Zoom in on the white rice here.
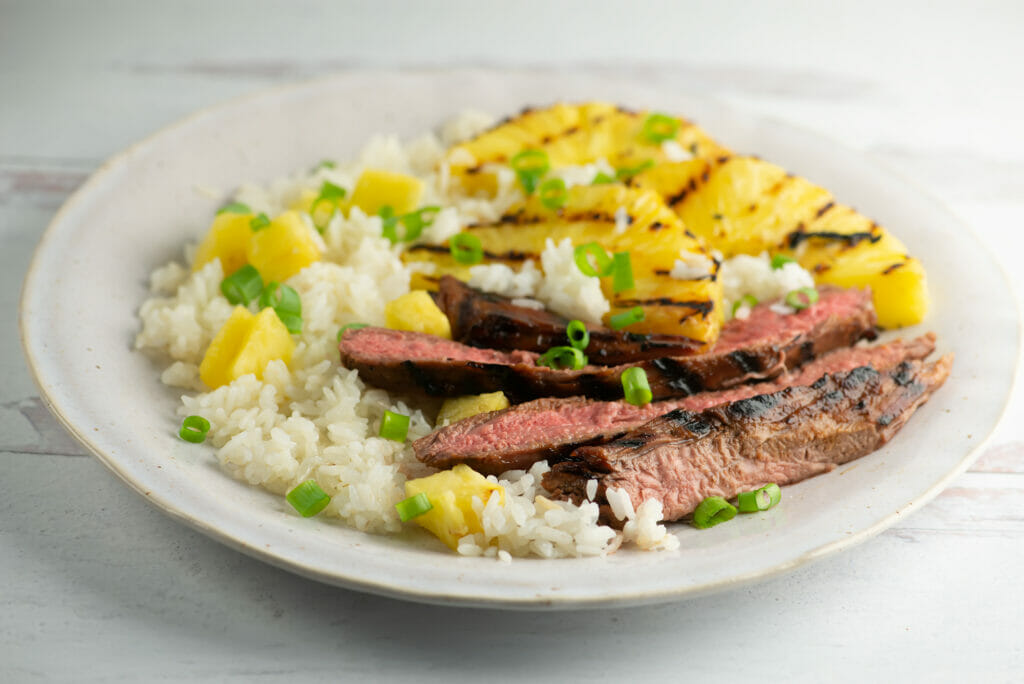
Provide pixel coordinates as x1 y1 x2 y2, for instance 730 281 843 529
135 112 680 559
719 252 815 319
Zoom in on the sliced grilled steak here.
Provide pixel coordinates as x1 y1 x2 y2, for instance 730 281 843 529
543 354 953 525
340 287 877 402
414 334 936 475
434 275 703 364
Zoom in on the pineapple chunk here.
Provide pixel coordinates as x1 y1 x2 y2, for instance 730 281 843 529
349 169 423 216
437 392 510 426
444 102 730 197
402 184 723 344
404 464 504 550
192 211 254 275
199 307 294 389
633 155 930 328
245 211 321 283
385 291 452 339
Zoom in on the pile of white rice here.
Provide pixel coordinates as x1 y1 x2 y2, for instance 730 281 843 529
135 111 682 558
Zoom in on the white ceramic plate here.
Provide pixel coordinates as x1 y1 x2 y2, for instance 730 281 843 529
21 70 1019 609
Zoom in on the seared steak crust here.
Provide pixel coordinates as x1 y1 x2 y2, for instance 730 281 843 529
434 275 703 364
543 354 952 524
340 287 877 402
413 334 936 475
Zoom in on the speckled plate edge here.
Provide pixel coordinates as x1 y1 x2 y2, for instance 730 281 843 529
19 68 1021 609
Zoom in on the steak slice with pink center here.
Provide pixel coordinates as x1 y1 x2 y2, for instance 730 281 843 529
413 334 936 475
339 286 877 402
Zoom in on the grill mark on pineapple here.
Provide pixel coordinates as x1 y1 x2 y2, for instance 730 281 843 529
786 228 882 249
814 201 836 219
882 261 907 275
615 298 715 318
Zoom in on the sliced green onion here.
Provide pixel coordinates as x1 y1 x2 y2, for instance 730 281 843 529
536 346 587 371
286 480 331 518
276 312 303 335
249 213 271 231
538 178 568 210
566 320 589 351
382 206 440 244
317 159 337 170
621 366 652 406
737 488 773 513
692 496 737 529
731 294 759 317
396 492 433 522
785 287 820 311
450 233 483 265
216 201 251 215
510 149 550 194
609 306 644 330
641 113 681 143
771 254 796 270
760 483 782 508
337 322 369 341
258 281 301 314
737 483 782 513
310 181 347 231
220 264 264 305
574 242 614 277
179 415 210 443
592 171 615 185
380 410 411 442
612 252 634 293
615 159 654 181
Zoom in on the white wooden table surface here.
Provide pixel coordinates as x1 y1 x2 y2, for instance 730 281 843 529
3 1 1023 681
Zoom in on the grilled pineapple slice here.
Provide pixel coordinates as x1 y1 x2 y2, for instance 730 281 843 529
631 156 929 328
445 102 729 197
404 184 723 344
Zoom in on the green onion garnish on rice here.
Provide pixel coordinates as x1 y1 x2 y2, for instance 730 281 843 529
538 178 568 210
449 233 483 265
641 113 680 143
536 346 587 371
317 159 337 170
310 180 347 231
574 242 614 277
692 496 737 529
591 171 615 185
220 264 264 306
179 415 210 443
380 410 411 442
510 149 550 194
258 282 303 333
609 306 644 330
249 213 271 231
612 252 634 293
216 201 251 215
395 492 433 522
286 480 332 518
382 206 440 244
771 254 796 270
566 320 589 351
785 287 819 311
337 322 369 342
620 367 652 406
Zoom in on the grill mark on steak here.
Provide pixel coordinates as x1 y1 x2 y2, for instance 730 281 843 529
433 275 703 365
412 335 936 475
340 287 877 403
542 354 952 525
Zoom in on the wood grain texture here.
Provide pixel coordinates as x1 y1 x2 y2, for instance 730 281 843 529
2 0 1023 680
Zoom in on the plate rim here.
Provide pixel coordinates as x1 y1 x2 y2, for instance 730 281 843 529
19 68 1023 609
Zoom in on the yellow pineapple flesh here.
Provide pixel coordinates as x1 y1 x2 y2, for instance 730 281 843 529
444 102 730 197
404 184 723 345
631 155 929 328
